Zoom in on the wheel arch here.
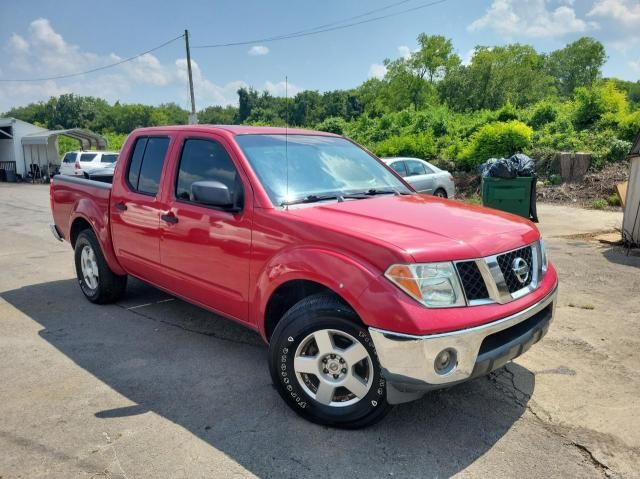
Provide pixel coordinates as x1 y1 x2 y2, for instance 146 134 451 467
255 247 379 342
68 210 126 276
264 279 362 342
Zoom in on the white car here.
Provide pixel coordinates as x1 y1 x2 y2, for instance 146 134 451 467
60 151 119 176
382 157 456 198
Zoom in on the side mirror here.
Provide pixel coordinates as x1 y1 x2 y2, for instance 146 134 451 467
191 181 234 208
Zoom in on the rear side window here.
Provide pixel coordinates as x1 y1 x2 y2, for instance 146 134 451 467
406 160 426 176
101 154 118 164
126 137 170 195
80 153 97 162
422 164 435 174
63 153 76 163
390 161 407 177
175 138 240 203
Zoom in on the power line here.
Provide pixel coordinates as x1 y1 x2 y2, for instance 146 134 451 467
0 34 185 83
192 0 451 49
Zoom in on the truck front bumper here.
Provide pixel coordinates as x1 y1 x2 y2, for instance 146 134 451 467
369 282 557 404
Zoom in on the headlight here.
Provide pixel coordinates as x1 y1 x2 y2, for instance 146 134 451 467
539 239 548 275
385 262 466 308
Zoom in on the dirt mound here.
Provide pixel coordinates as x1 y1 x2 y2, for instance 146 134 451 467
538 161 629 207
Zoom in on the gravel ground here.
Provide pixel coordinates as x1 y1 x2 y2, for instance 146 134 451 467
0 183 639 478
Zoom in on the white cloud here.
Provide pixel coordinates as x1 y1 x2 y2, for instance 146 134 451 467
368 63 387 79
264 80 301 97
248 45 269 56
588 0 640 27
630 59 640 74
461 48 477 66
397 45 412 59
0 18 299 113
9 33 29 53
469 0 597 38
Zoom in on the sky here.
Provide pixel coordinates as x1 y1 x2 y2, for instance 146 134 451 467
1 0 639 113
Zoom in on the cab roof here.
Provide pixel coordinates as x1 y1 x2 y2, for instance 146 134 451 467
131 124 341 137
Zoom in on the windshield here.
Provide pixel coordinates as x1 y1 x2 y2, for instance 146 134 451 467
235 135 410 206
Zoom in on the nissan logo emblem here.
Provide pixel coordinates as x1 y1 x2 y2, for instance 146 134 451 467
511 257 530 283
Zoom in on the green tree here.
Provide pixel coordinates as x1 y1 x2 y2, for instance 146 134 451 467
546 37 606 97
440 44 555 111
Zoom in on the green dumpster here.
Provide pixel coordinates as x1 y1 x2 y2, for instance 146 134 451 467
481 176 537 221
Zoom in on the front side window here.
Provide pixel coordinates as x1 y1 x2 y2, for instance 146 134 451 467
390 161 407 177
406 160 426 176
175 138 241 204
126 137 169 195
80 153 97 162
236 135 410 206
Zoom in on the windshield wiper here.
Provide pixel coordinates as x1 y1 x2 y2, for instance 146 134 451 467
342 188 403 199
281 194 343 206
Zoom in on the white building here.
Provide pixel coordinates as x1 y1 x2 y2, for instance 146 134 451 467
0 117 106 180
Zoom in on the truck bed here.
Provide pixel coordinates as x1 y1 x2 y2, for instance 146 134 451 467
50 174 112 244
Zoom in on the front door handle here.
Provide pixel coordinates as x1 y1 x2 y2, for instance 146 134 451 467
114 202 127 211
161 213 178 224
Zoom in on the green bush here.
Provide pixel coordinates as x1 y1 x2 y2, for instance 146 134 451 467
619 110 640 142
458 120 533 170
529 101 558 128
374 133 436 159
591 198 608 209
316 117 347 135
607 193 621 206
573 81 628 130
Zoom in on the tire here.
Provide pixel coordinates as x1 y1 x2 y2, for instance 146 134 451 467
268 293 393 428
434 188 447 198
74 229 127 304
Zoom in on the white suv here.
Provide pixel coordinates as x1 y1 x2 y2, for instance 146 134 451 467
60 151 119 176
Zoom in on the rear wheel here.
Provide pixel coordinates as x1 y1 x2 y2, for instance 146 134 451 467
434 188 447 198
74 229 127 304
268 294 392 428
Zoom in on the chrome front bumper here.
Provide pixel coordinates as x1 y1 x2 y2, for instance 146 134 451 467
370 283 558 393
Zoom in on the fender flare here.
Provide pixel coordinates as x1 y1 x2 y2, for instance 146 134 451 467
70 200 126 276
252 246 380 339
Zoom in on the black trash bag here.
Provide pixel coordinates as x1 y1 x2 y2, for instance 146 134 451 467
480 157 517 178
479 158 498 178
510 153 535 177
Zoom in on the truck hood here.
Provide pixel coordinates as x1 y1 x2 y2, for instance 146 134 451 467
287 194 540 262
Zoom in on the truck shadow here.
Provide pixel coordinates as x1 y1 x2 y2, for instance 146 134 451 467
2 278 535 478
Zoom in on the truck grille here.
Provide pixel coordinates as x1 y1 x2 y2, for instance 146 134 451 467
496 246 534 293
456 261 489 301
454 241 542 306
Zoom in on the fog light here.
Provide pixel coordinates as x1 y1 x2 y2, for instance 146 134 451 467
434 348 457 375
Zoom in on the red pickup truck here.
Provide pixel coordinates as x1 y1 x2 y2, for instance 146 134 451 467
50 125 558 428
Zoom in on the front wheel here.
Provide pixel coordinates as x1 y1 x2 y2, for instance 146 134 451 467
268 294 392 428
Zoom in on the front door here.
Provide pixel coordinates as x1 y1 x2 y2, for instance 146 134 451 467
110 136 171 279
158 135 252 323
405 159 434 193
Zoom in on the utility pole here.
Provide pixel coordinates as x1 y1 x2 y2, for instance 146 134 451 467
184 29 197 124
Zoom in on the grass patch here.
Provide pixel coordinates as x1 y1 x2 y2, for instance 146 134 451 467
591 198 608 209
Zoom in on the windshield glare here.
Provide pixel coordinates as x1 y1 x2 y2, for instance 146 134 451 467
235 135 410 206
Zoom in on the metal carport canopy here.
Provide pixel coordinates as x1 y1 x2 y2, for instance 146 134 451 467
21 128 108 150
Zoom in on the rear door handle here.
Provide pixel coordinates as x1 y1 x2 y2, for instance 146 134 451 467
114 202 127 211
161 213 178 224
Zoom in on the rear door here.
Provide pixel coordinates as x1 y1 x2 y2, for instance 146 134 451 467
157 133 252 322
110 135 172 279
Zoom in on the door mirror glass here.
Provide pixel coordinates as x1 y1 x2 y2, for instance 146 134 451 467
191 181 233 208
